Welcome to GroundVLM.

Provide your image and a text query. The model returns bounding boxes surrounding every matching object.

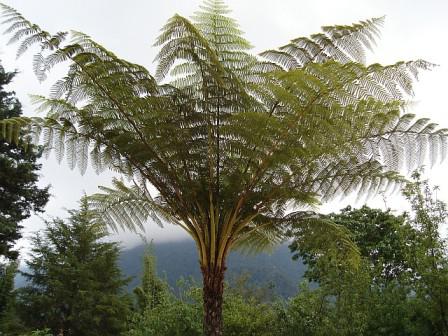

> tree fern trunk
[201,264,226,336]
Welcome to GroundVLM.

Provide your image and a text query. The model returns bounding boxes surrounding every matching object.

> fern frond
[154,14,224,83]
[233,214,287,253]
[87,178,177,232]
[286,211,361,268]
[307,159,405,202]
[261,16,384,69]
[235,210,360,268]
[0,116,33,147]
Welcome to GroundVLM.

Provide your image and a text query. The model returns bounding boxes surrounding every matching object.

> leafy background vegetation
[2,173,447,336]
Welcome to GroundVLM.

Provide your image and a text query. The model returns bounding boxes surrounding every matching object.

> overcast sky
[1,0,447,250]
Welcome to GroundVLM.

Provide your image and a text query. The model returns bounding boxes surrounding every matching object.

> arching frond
[234,210,360,268]
[286,211,361,269]
[0,114,131,175]
[232,214,287,253]
[87,178,177,232]
[261,16,384,69]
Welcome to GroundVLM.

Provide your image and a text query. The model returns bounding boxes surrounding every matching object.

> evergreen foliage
[0,1,446,334]
[0,63,49,335]
[16,199,131,336]
[0,262,15,326]
[132,242,168,313]
[0,261,24,335]
[0,63,49,262]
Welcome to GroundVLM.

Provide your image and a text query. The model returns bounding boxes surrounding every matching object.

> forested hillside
[120,241,305,298]
[16,241,305,298]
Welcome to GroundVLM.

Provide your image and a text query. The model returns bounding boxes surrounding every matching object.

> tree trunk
[201,264,226,336]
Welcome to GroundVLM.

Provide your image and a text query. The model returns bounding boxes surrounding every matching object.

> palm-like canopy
[1,1,446,334]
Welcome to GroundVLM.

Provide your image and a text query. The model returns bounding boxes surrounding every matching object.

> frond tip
[261,16,384,69]
[0,116,32,145]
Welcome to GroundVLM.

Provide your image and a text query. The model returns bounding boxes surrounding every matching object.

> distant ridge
[119,239,305,298]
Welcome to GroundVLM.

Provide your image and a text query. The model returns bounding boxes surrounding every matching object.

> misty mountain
[16,239,306,298]
[119,239,306,298]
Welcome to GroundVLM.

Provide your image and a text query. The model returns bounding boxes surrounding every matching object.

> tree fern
[0,1,446,335]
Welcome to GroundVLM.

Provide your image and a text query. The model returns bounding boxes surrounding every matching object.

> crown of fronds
[0,1,446,256]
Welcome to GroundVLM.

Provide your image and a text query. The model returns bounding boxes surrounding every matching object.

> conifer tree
[133,242,167,313]
[0,64,49,262]
[1,1,447,334]
[17,199,131,336]
[0,261,23,335]
[0,262,15,320]
[0,63,49,333]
